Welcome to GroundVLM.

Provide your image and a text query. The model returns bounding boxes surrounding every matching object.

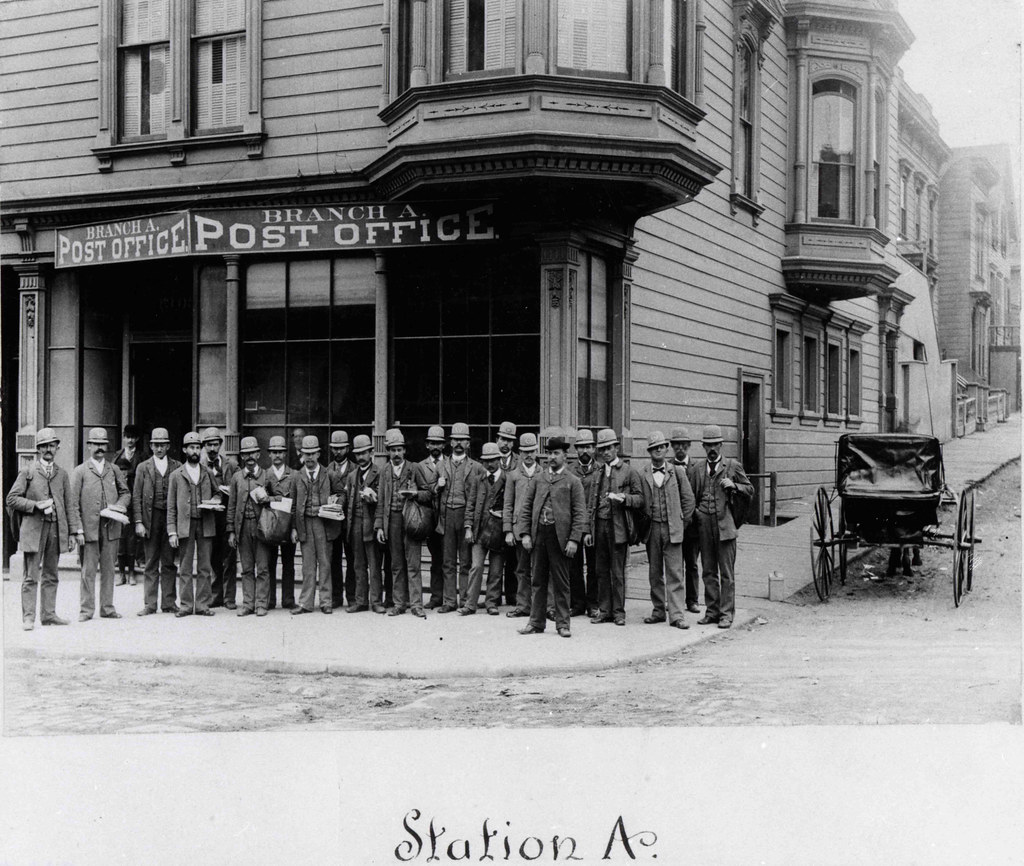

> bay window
[811,79,857,223]
[557,0,631,78]
[445,0,517,78]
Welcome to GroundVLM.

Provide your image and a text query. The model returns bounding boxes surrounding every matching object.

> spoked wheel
[952,490,975,607]
[810,487,834,601]
[965,489,976,593]
[836,499,849,586]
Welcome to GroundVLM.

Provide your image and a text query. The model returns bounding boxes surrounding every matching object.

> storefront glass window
[198,262,227,342]
[577,252,610,428]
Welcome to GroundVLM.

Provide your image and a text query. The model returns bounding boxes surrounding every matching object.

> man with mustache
[345,434,383,613]
[569,428,600,616]
[327,430,356,609]
[226,437,272,617]
[6,427,75,630]
[502,432,540,618]
[418,426,446,609]
[495,420,519,606]
[69,427,131,622]
[200,427,239,610]
[264,436,297,609]
[132,427,181,615]
[670,426,703,614]
[461,442,507,615]
[112,423,145,586]
[686,425,754,629]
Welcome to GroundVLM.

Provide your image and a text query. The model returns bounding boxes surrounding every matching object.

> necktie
[653,467,664,488]
[488,473,495,484]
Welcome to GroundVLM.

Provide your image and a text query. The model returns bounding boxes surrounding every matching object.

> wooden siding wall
[0,0,387,201]
[629,5,885,509]
[936,162,977,365]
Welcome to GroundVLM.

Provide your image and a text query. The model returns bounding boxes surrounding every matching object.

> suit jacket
[638,462,696,544]
[328,458,356,485]
[133,456,182,531]
[345,460,381,543]
[6,461,73,553]
[292,465,346,543]
[673,456,700,538]
[226,465,270,535]
[434,455,485,533]
[569,459,600,523]
[497,452,519,474]
[374,461,431,538]
[515,468,588,552]
[69,460,131,542]
[112,446,146,492]
[502,462,540,534]
[466,467,507,541]
[687,457,754,541]
[167,463,219,539]
[589,459,643,544]
[265,465,296,500]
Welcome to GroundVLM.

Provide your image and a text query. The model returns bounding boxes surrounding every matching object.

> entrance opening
[130,342,193,456]
[741,379,763,525]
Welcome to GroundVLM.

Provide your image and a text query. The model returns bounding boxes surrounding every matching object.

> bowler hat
[200,426,223,444]
[183,432,202,447]
[384,428,405,448]
[149,427,170,444]
[86,427,109,445]
[669,426,692,443]
[300,435,321,453]
[450,422,470,439]
[426,425,445,442]
[574,429,595,447]
[123,423,142,438]
[595,428,619,448]
[239,436,260,454]
[546,436,570,452]
[35,427,60,448]
[497,421,516,441]
[480,442,502,460]
[519,432,538,452]
[268,436,287,451]
[646,430,669,451]
[351,434,373,454]
[330,430,350,447]
[701,425,724,444]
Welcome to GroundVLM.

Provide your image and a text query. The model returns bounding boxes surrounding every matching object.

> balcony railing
[990,325,1020,347]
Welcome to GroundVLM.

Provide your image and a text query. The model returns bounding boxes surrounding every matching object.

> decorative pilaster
[694,0,707,107]
[647,0,665,85]
[374,252,389,456]
[864,63,877,229]
[15,265,45,467]
[538,237,582,431]
[792,19,810,224]
[221,256,241,454]
[381,0,393,108]
[611,243,638,452]
[524,0,548,74]
[410,0,428,87]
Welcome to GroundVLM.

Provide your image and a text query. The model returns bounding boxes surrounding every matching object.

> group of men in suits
[7,420,753,636]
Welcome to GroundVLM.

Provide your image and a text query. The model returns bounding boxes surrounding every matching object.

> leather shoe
[669,620,690,630]
[282,601,296,609]
[486,607,499,616]
[546,609,556,621]
[458,608,475,616]
[41,615,70,626]
[137,608,157,617]
[410,607,426,618]
[256,608,268,617]
[371,604,387,614]
[321,606,333,614]
[387,606,405,616]
[717,617,733,629]
[643,614,666,624]
[101,611,122,619]
[224,601,237,610]
[613,618,625,626]
[347,604,369,613]
[291,607,312,615]
[423,600,439,610]
[22,620,33,631]
[517,624,543,635]
[506,608,529,618]
[162,605,180,614]
[697,615,719,625]
[590,614,611,624]
[686,602,701,614]
[570,608,588,617]
[79,613,92,622]
[557,627,571,638]
[175,610,193,618]
[195,609,215,616]
[436,605,456,614]
[237,608,254,617]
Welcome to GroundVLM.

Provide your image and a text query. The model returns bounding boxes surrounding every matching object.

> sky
[897,0,1021,151]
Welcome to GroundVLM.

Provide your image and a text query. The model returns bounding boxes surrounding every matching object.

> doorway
[130,342,193,457]
[739,373,765,525]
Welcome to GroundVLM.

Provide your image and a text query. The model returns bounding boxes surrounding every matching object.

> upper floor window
[557,0,631,78]
[192,0,247,133]
[669,0,689,93]
[445,0,517,78]
[975,210,986,279]
[120,0,171,139]
[735,45,754,198]
[811,79,856,223]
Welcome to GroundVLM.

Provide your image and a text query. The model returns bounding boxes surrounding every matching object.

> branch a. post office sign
[54,202,498,269]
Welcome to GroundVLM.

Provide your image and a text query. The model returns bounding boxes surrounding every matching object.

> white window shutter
[150,42,170,133]
[447,0,467,74]
[122,50,142,136]
[484,0,515,69]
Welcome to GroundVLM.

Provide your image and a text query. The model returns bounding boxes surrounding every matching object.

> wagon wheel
[952,491,973,607]
[964,489,976,593]
[836,498,849,586]
[810,487,834,601]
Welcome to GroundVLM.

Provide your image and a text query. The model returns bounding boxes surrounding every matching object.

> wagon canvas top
[836,433,944,499]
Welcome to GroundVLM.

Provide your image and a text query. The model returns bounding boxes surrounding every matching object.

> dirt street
[4,463,1019,734]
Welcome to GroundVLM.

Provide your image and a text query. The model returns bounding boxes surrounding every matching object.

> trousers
[177,522,213,614]
[142,511,177,612]
[237,517,270,611]
[463,544,504,611]
[350,532,383,607]
[683,531,702,606]
[696,513,736,619]
[594,517,627,620]
[646,521,685,623]
[441,506,470,607]
[511,539,532,612]
[425,530,444,607]
[80,531,118,618]
[298,518,333,611]
[529,523,571,631]
[389,512,424,611]
[22,520,61,623]
[267,541,296,608]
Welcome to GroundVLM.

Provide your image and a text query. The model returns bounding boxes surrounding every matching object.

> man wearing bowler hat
[461,442,507,615]
[433,422,484,612]
[112,423,146,586]
[327,430,356,609]
[638,431,696,629]
[291,434,345,614]
[200,426,238,609]
[167,431,218,617]
[345,434,383,613]
[495,421,519,606]
[133,427,181,615]
[70,427,131,622]
[590,428,643,626]
[687,425,753,629]
[6,428,75,630]
[265,436,297,609]
[569,428,600,616]
[515,431,589,638]
[671,426,703,613]
[502,432,540,618]
[418,425,446,609]
[227,437,272,616]
[375,428,431,617]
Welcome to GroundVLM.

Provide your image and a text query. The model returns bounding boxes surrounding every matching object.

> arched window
[811,79,856,222]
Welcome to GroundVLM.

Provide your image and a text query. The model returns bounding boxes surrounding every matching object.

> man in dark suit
[590,428,643,626]
[132,426,180,615]
[638,431,696,629]
[502,432,540,618]
[291,435,345,614]
[112,423,146,585]
[418,425,446,609]
[69,427,131,622]
[5,427,75,630]
[671,426,703,613]
[495,420,519,605]
[515,433,589,638]
[289,427,307,471]
[226,437,272,617]
[327,430,356,608]
[345,434,383,613]
[569,428,600,616]
[460,442,507,615]
[375,428,431,618]
[167,431,219,617]
[265,436,297,609]
[686,425,754,629]
[201,426,238,609]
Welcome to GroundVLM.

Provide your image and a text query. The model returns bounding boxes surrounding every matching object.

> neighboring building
[936,143,1020,421]
[0,0,959,545]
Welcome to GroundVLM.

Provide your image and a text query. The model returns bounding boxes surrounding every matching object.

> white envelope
[270,498,292,513]
[99,507,130,525]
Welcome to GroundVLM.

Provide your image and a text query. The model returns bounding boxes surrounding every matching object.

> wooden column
[374,252,389,455]
[647,0,665,84]
[410,0,428,86]
[381,0,392,108]
[793,20,810,223]
[864,63,877,229]
[538,236,582,434]
[15,265,44,468]
[611,243,637,454]
[224,255,241,454]
[524,0,548,74]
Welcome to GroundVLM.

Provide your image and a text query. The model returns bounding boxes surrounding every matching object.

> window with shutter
[445,0,516,78]
[119,0,171,138]
[556,0,630,77]
[193,0,247,132]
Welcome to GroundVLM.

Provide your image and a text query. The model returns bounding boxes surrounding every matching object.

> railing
[989,325,1020,347]
[746,471,778,527]
[956,397,977,438]
[988,390,1008,423]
